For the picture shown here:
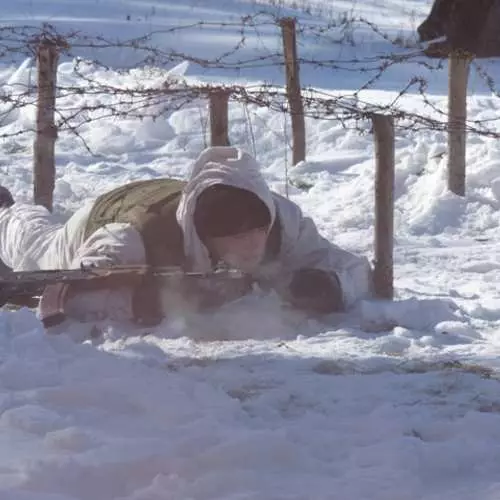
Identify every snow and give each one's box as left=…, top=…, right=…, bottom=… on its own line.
left=1, top=0, right=500, bottom=498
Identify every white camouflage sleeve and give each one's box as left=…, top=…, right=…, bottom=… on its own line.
left=272, top=193, right=373, bottom=308
left=63, top=223, right=147, bottom=322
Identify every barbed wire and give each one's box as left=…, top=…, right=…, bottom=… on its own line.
left=0, top=12, right=497, bottom=149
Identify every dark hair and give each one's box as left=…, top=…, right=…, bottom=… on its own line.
left=194, top=184, right=271, bottom=240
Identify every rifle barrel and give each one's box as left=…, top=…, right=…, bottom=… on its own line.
left=0, top=265, right=249, bottom=306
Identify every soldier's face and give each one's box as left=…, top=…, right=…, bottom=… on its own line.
left=207, top=227, right=269, bottom=273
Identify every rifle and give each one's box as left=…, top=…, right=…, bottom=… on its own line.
left=0, top=265, right=253, bottom=328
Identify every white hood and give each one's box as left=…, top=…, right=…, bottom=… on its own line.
left=176, top=147, right=276, bottom=272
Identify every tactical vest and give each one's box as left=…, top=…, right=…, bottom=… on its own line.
left=84, top=178, right=282, bottom=268
left=84, top=179, right=187, bottom=267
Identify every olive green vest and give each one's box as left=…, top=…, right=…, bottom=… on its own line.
left=85, top=179, right=187, bottom=267
left=84, top=178, right=282, bottom=269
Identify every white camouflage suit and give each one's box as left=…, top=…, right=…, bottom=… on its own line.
left=0, top=147, right=373, bottom=321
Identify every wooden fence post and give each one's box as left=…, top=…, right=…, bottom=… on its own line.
left=34, top=39, right=59, bottom=212
left=280, top=17, right=306, bottom=166
left=448, top=51, right=471, bottom=197
left=209, top=89, right=230, bottom=147
left=372, top=114, right=395, bottom=300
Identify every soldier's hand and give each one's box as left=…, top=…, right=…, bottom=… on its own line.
left=288, top=268, right=344, bottom=315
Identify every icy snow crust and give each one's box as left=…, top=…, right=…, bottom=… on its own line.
left=1, top=0, right=500, bottom=499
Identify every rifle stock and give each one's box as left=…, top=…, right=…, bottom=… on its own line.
left=0, top=265, right=252, bottom=329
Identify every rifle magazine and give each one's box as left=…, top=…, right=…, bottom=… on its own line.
left=39, top=283, right=70, bottom=329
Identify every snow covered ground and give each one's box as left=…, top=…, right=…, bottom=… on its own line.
left=2, top=0, right=500, bottom=499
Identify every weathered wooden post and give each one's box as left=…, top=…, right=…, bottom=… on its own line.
left=34, top=38, right=59, bottom=212
left=209, top=89, right=231, bottom=147
left=280, top=17, right=306, bottom=165
left=447, top=51, right=471, bottom=196
left=372, top=114, right=395, bottom=300
left=417, top=0, right=497, bottom=197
